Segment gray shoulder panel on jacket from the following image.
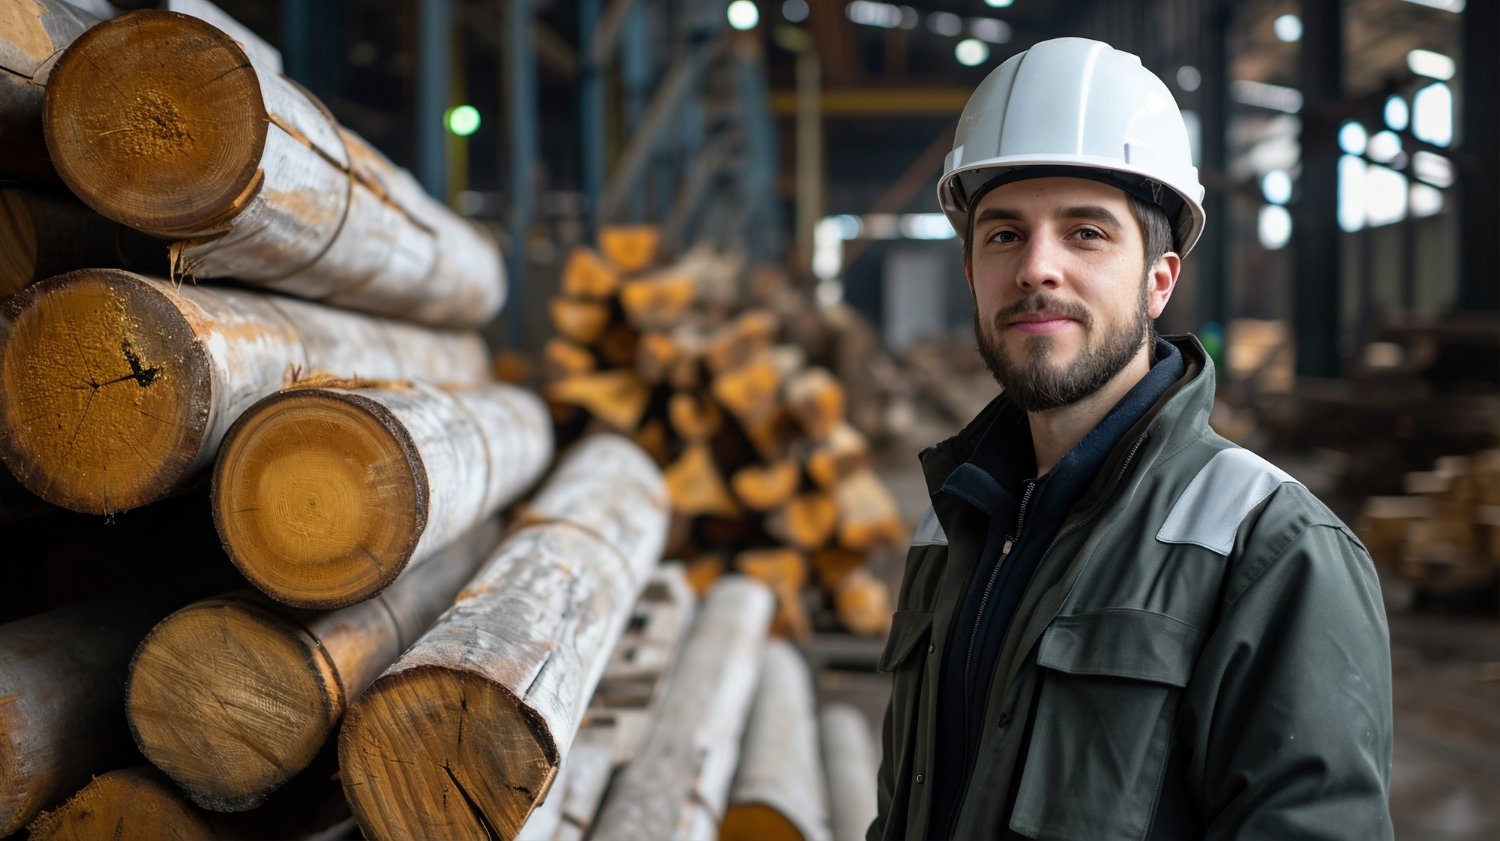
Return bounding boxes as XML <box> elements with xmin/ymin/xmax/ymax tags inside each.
<box><xmin>1156</xmin><ymin>447</ymin><xmax>1299</xmax><ymax>555</ymax></box>
<box><xmin>912</xmin><ymin>505</ymin><xmax>948</xmax><ymax>547</ymax></box>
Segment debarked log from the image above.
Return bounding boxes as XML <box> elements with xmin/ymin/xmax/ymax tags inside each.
<box><xmin>819</xmin><ymin>703</ymin><xmax>879</xmax><ymax>841</ymax></box>
<box><xmin>338</xmin><ymin>435</ymin><xmax>670</xmax><ymax>841</ymax></box>
<box><xmin>0</xmin><ymin>269</ymin><xmax>489</xmax><ymax>514</ymax></box>
<box><xmin>42</xmin><ymin>10</ymin><xmax>503</xmax><ymax>328</ymax></box>
<box><xmin>0</xmin><ymin>0</ymin><xmax>102</xmax><ymax>184</ymax></box>
<box><xmin>213</xmin><ymin>380</ymin><xmax>551</xmax><ymax>608</ymax></box>
<box><xmin>125</xmin><ymin>521</ymin><xmax>502</xmax><ymax>811</ymax></box>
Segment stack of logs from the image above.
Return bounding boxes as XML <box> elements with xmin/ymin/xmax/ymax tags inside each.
<box><xmin>1</xmin><ymin>4</ymin><xmax>886</xmax><ymax>840</ymax></box>
<box><xmin>1358</xmin><ymin>448</ymin><xmax>1500</xmax><ymax>600</ymax></box>
<box><xmin>542</xmin><ymin>234</ymin><xmax>905</xmax><ymax>641</ymax></box>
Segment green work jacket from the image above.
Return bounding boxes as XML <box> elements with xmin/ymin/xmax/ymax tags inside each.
<box><xmin>870</xmin><ymin>336</ymin><xmax>1393</xmax><ymax>840</ymax></box>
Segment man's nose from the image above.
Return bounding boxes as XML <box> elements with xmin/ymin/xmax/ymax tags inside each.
<box><xmin>1015</xmin><ymin>237</ymin><xmax>1064</xmax><ymax>291</ymax></box>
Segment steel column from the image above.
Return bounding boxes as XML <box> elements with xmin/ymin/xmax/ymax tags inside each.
<box><xmin>1291</xmin><ymin>0</ymin><xmax>1343</xmax><ymax>378</ymax></box>
<box><xmin>416</xmin><ymin>0</ymin><xmax>452</xmax><ymax>199</ymax></box>
<box><xmin>505</xmin><ymin>0</ymin><xmax>537</xmax><ymax>346</ymax></box>
<box><xmin>1456</xmin><ymin>0</ymin><xmax>1499</xmax><ymax>312</ymax></box>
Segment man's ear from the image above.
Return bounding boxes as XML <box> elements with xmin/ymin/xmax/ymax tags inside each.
<box><xmin>1147</xmin><ymin>252</ymin><xmax>1181</xmax><ymax>319</ymax></box>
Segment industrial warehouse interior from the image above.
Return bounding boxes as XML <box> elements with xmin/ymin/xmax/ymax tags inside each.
<box><xmin>1</xmin><ymin>0</ymin><xmax>1496</xmax><ymax>839</ymax></box>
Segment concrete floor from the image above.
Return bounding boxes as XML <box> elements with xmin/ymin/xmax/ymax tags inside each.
<box><xmin>812</xmin><ymin>406</ymin><xmax>1500</xmax><ymax>840</ymax></box>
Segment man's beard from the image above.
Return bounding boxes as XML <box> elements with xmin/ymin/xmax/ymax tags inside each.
<box><xmin>974</xmin><ymin>283</ymin><xmax>1151</xmax><ymax>413</ymax></box>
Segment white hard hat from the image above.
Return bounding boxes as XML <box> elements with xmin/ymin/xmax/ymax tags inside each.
<box><xmin>938</xmin><ymin>37</ymin><xmax>1206</xmax><ymax>256</ymax></box>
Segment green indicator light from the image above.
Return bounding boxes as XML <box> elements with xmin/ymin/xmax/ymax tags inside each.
<box><xmin>446</xmin><ymin>105</ymin><xmax>481</xmax><ymax>137</ymax></box>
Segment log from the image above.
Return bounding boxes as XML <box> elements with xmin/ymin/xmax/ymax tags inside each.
<box><xmin>765</xmin><ymin>492</ymin><xmax>838</xmax><ymax>552</ymax></box>
<box><xmin>629</xmin><ymin>417</ymin><xmax>672</xmax><ymax>465</ymax></box>
<box><xmin>712</xmin><ymin>356</ymin><xmax>784</xmax><ymax>427</ymax></box>
<box><xmin>0</xmin><ymin>270</ymin><xmax>489</xmax><ymax>514</ymax></box>
<box><xmin>0</xmin><ymin>187</ymin><xmax>166</xmax><ymax>298</ymax></box>
<box><xmin>543</xmin><ymin>338</ymin><xmax>597</xmax><ymax>381</ymax></box>
<box><xmin>810</xmin><ymin>547</ymin><xmax>864</xmax><ymax>591</ymax></box>
<box><xmin>804</xmin><ymin>423</ymin><xmax>871</xmax><ymax>489</ymax></box>
<box><xmin>667</xmin><ymin>391</ymin><xmax>724</xmax><ymax>442</ymax></box>
<box><xmin>721</xmin><ymin>640</ymin><xmax>831</xmax><ymax>841</ymax></box>
<box><xmin>833</xmin><ymin>567</ymin><xmax>892</xmax><ymax>637</ymax></box>
<box><xmin>549</xmin><ymin>297</ymin><xmax>614</xmax><ymax>345</ymax></box>
<box><xmin>110</xmin><ymin>0</ymin><xmax>285</xmax><ymax>73</ymax></box>
<box><xmin>738</xmin><ymin>548</ymin><xmax>812</xmax><ymax>642</ymax></box>
<box><xmin>704</xmin><ymin>309</ymin><xmax>779</xmax><ymax>375</ymax></box>
<box><xmin>819</xmin><ymin>704</ymin><xmax>879</xmax><ymax>841</ymax></box>
<box><xmin>560</xmin><ymin>246</ymin><xmax>621</xmax><ymax>300</ymax></box>
<box><xmin>43</xmin><ymin>11</ymin><xmax>503</xmax><ymax>328</ymax></box>
<box><xmin>730</xmin><ymin>459</ymin><xmax>800</xmax><ymax>512</ymax></box>
<box><xmin>590</xmin><ymin>577</ymin><xmax>775</xmax><ymax>841</ymax></box>
<box><xmin>545</xmin><ymin>369</ymin><xmax>651</xmax><ymax>432</ymax></box>
<box><xmin>784</xmin><ymin>367</ymin><xmax>845</xmax><ymax>442</ymax></box>
<box><xmin>598</xmin><ymin>225</ymin><xmax>660</xmax><ymax>273</ymax></box>
<box><xmin>635</xmin><ymin>331</ymin><xmax>681</xmax><ymax>384</ymax></box>
<box><xmin>684</xmin><ymin>553</ymin><xmax>728</xmax><ymax>597</ymax></box>
<box><xmin>338</xmin><ymin>435</ymin><xmax>670</xmax><ymax>841</ymax></box>
<box><xmin>28</xmin><ymin>766</ymin><xmax>219</xmax><ymax>841</ymax></box>
<box><xmin>0</xmin><ymin>0</ymin><xmax>101</xmax><ymax>185</ymax></box>
<box><xmin>664</xmin><ymin>442</ymin><xmax>740</xmax><ymax>518</ymax></box>
<box><xmin>0</xmin><ymin>590</ymin><xmax>199</xmax><ymax>835</ymax></box>
<box><xmin>832</xmin><ymin>469</ymin><xmax>906</xmax><ymax>551</ymax></box>
<box><xmin>213</xmin><ymin>380</ymin><xmax>551</xmax><ymax>608</ymax></box>
<box><xmin>596</xmin><ymin>322</ymin><xmax>640</xmax><ymax>368</ymax></box>
<box><xmin>125</xmin><ymin>521</ymin><xmax>503</xmax><ymax>811</ymax></box>
<box><xmin>620</xmin><ymin>272</ymin><xmax>697</xmax><ymax>331</ymax></box>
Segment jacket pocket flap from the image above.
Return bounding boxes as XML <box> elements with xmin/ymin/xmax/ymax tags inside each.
<box><xmin>877</xmin><ymin>610</ymin><xmax>933</xmax><ymax>672</ymax></box>
<box><xmin>1036</xmin><ymin>609</ymin><xmax>1202</xmax><ymax>687</ymax></box>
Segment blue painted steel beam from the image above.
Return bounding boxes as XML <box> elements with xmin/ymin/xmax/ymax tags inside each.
<box><xmin>416</xmin><ymin>0</ymin><xmax>452</xmax><ymax>200</ymax></box>
<box><xmin>506</xmin><ymin>0</ymin><xmax>538</xmax><ymax>346</ymax></box>
<box><xmin>580</xmin><ymin>0</ymin><xmax>605</xmax><ymax>238</ymax></box>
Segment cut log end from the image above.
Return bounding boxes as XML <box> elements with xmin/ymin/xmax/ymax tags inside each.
<box><xmin>721</xmin><ymin>803</ymin><xmax>807</xmax><ymax>841</ymax></box>
<box><xmin>340</xmin><ymin>667</ymin><xmax>557</xmax><ymax>841</ymax></box>
<box><xmin>0</xmin><ymin>270</ymin><xmax>211</xmax><ymax>514</ymax></box>
<box><xmin>126</xmin><ymin>598</ymin><xmax>340</xmax><ymax>812</ymax></box>
<box><xmin>213</xmin><ymin>390</ymin><xmax>424</xmax><ymax>608</ymax></box>
<box><xmin>44</xmin><ymin>10</ymin><xmax>269</xmax><ymax>235</ymax></box>
<box><xmin>28</xmin><ymin>767</ymin><xmax>217</xmax><ymax>841</ymax></box>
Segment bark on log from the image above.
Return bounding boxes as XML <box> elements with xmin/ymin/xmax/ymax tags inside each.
<box><xmin>721</xmin><ymin>640</ymin><xmax>831</xmax><ymax>841</ymax></box>
<box><xmin>0</xmin><ymin>591</ymin><xmax>197</xmax><ymax>835</ymax></box>
<box><xmin>0</xmin><ymin>0</ymin><xmax>101</xmax><ymax>185</ymax></box>
<box><xmin>213</xmin><ymin>380</ymin><xmax>551</xmax><ymax>608</ymax></box>
<box><xmin>819</xmin><ymin>704</ymin><xmax>879</xmax><ymax>841</ymax></box>
<box><xmin>0</xmin><ymin>269</ymin><xmax>489</xmax><ymax>514</ymax></box>
<box><xmin>125</xmin><ymin>521</ymin><xmax>502</xmax><ymax>811</ymax></box>
<box><xmin>338</xmin><ymin>435</ymin><xmax>670</xmax><ymax>841</ymax></box>
<box><xmin>597</xmin><ymin>225</ymin><xmax>660</xmax><ymax>274</ymax></box>
<box><xmin>43</xmin><ymin>11</ymin><xmax>503</xmax><ymax>328</ymax></box>
<box><xmin>0</xmin><ymin>187</ymin><xmax>166</xmax><ymax>297</ymax></box>
<box><xmin>590</xmin><ymin>577</ymin><xmax>775</xmax><ymax>841</ymax></box>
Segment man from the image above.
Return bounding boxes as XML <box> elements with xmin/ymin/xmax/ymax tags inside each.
<box><xmin>870</xmin><ymin>38</ymin><xmax>1392</xmax><ymax>840</ymax></box>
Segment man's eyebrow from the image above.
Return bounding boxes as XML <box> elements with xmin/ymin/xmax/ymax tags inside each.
<box><xmin>1059</xmin><ymin>205</ymin><xmax>1125</xmax><ymax>229</ymax></box>
<box><xmin>972</xmin><ymin>207</ymin><xmax>1023</xmax><ymax>224</ymax></box>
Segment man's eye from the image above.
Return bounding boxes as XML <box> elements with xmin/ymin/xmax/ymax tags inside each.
<box><xmin>990</xmin><ymin>230</ymin><xmax>1019</xmax><ymax>244</ymax></box>
<box><xmin>1076</xmin><ymin>228</ymin><xmax>1103</xmax><ymax>240</ymax></box>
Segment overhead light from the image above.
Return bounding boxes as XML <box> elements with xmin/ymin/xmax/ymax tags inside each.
<box><xmin>984</xmin><ymin>0</ymin><xmax>1016</xmax><ymax>7</ymax></box>
<box><xmin>1367</xmin><ymin>130</ymin><xmax>1403</xmax><ymax>163</ymax></box>
<box><xmin>846</xmin><ymin>1</ymin><xmax>902</xmax><ymax>28</ymax></box>
<box><xmin>955</xmin><ymin>38</ymin><xmax>989</xmax><ymax>67</ymax></box>
<box><xmin>1410</xmin><ymin>183</ymin><xmax>1444</xmax><ymax>217</ymax></box>
<box><xmin>1364</xmin><ymin>165</ymin><xmax>1409</xmax><ymax>227</ymax></box>
<box><xmin>1261</xmin><ymin>170</ymin><xmax>1293</xmax><ymax>205</ymax></box>
<box><xmin>1338</xmin><ymin>155</ymin><xmax>1367</xmax><ymax>232</ymax></box>
<box><xmin>969</xmin><ymin>18</ymin><xmax>1011</xmax><ymax>44</ymax></box>
<box><xmin>1384</xmin><ymin>95</ymin><xmax>1409</xmax><ymax>131</ymax></box>
<box><xmin>1230</xmin><ymin>80</ymin><xmax>1303</xmax><ymax>113</ymax></box>
<box><xmin>781</xmin><ymin>0</ymin><xmax>809</xmax><ymax>23</ymax></box>
<box><xmin>445</xmin><ymin>105</ymin><xmax>481</xmax><ymax>137</ymax></box>
<box><xmin>927</xmin><ymin>11</ymin><xmax>963</xmax><ymax>37</ymax></box>
<box><xmin>1412</xmin><ymin>82</ymin><xmax>1453</xmax><ymax>146</ymax></box>
<box><xmin>1338</xmin><ymin>121</ymin><xmax>1368</xmax><ymax>155</ymax></box>
<box><xmin>1273</xmin><ymin>14</ymin><xmax>1302</xmax><ymax>42</ymax></box>
<box><xmin>1176</xmin><ymin>66</ymin><xmax>1201</xmax><ymax>92</ymax></box>
<box><xmin>899</xmin><ymin>213</ymin><xmax>957</xmax><ymax>240</ymax></box>
<box><xmin>1400</xmin><ymin>0</ymin><xmax>1465</xmax><ymax>11</ymax></box>
<box><xmin>898</xmin><ymin>6</ymin><xmax>919</xmax><ymax>30</ymax></box>
<box><xmin>1411</xmin><ymin>151</ymin><xmax>1453</xmax><ymax>188</ymax></box>
<box><xmin>727</xmin><ymin>1</ymin><xmax>760</xmax><ymax>30</ymax></box>
<box><xmin>1257</xmin><ymin>205</ymin><xmax>1292</xmax><ymax>250</ymax></box>
<box><xmin>1407</xmin><ymin>49</ymin><xmax>1456</xmax><ymax>80</ymax></box>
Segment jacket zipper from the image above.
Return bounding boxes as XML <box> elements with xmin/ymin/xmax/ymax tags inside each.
<box><xmin>961</xmin><ymin>480</ymin><xmax>1035</xmax><ymax>745</ymax></box>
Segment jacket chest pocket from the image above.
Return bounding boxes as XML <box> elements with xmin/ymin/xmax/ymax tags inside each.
<box><xmin>1011</xmin><ymin>609</ymin><xmax>1203</xmax><ymax>841</ymax></box>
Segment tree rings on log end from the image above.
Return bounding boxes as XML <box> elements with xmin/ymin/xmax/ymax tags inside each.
<box><xmin>721</xmin><ymin>803</ymin><xmax>807</xmax><ymax>841</ymax></box>
<box><xmin>340</xmin><ymin>667</ymin><xmax>557</xmax><ymax>841</ymax></box>
<box><xmin>43</xmin><ymin>10</ymin><xmax>267</xmax><ymax>235</ymax></box>
<box><xmin>0</xmin><ymin>270</ymin><xmax>211</xmax><ymax>514</ymax></box>
<box><xmin>125</xmin><ymin>597</ymin><xmax>341</xmax><ymax>812</ymax></box>
<box><xmin>213</xmin><ymin>390</ymin><xmax>426</xmax><ymax>609</ymax></box>
<box><xmin>28</xmin><ymin>767</ymin><xmax>216</xmax><ymax>841</ymax></box>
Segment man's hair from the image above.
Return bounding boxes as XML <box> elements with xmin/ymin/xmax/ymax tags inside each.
<box><xmin>962</xmin><ymin>188</ymin><xmax>1174</xmax><ymax>271</ymax></box>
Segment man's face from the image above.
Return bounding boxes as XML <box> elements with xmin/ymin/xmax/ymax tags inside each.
<box><xmin>965</xmin><ymin>176</ymin><xmax>1177</xmax><ymax>412</ymax></box>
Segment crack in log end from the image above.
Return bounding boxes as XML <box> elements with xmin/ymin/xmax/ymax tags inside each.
<box><xmin>112</xmin><ymin>817</ymin><xmax>124</xmax><ymax>841</ymax></box>
<box><xmin>510</xmin><ymin>784</ymin><xmax>534</xmax><ymax>799</ymax></box>
<box><xmin>442</xmin><ymin>763</ymin><xmax>500</xmax><ymax>841</ymax></box>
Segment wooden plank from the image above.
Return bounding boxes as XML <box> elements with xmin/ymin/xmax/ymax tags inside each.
<box><xmin>590</xmin><ymin>578</ymin><xmax>775</xmax><ymax>841</ymax></box>
<box><xmin>125</xmin><ymin>522</ymin><xmax>502</xmax><ymax>811</ymax></box>
<box><xmin>339</xmin><ymin>435</ymin><xmax>670</xmax><ymax>841</ymax></box>
<box><xmin>213</xmin><ymin>381</ymin><xmax>551</xmax><ymax>608</ymax></box>
<box><xmin>722</xmin><ymin>640</ymin><xmax>831</xmax><ymax>841</ymax></box>
<box><xmin>0</xmin><ymin>270</ymin><xmax>490</xmax><ymax>514</ymax></box>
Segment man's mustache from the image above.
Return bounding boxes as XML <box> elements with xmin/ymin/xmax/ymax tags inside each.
<box><xmin>991</xmin><ymin>294</ymin><xmax>1093</xmax><ymax>329</ymax></box>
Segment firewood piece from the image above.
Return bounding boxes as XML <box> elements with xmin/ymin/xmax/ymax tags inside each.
<box><xmin>833</xmin><ymin>568</ymin><xmax>892</xmax><ymax>637</ymax></box>
<box><xmin>543</xmin><ymin>338</ymin><xmax>597</xmax><ymax>381</ymax></box>
<box><xmin>620</xmin><ymin>273</ymin><xmax>697</xmax><ymax>331</ymax></box>
<box><xmin>28</xmin><ymin>767</ymin><xmax>219</xmax><ymax>841</ymax></box>
<box><xmin>126</xmin><ymin>522</ymin><xmax>501</xmax><ymax>811</ymax></box>
<box><xmin>684</xmin><ymin>553</ymin><xmax>728</xmax><ymax>597</ymax></box>
<box><xmin>833</xmin><ymin>469</ymin><xmax>907</xmax><ymax>551</ymax></box>
<box><xmin>590</xmin><ymin>578</ymin><xmax>775</xmax><ymax>841</ymax></box>
<box><xmin>0</xmin><ymin>592</ymin><xmax>199</xmax><ymax>835</ymax></box>
<box><xmin>805</xmin><ymin>423</ymin><xmax>872</xmax><ymax>490</ymax></box>
<box><xmin>546</xmin><ymin>369</ymin><xmax>651</xmax><ymax>432</ymax></box>
<box><xmin>0</xmin><ymin>0</ymin><xmax>101</xmax><ymax>185</ymax></box>
<box><xmin>0</xmin><ymin>269</ymin><xmax>489</xmax><ymax>515</ymax></box>
<box><xmin>784</xmin><ymin>367</ymin><xmax>846</xmax><ymax>442</ymax></box>
<box><xmin>596</xmin><ymin>322</ymin><xmax>640</xmax><ymax>368</ymax></box>
<box><xmin>668</xmin><ymin>352</ymin><xmax>704</xmax><ymax>391</ymax></box>
<box><xmin>338</xmin><ymin>436</ymin><xmax>670</xmax><ymax>841</ymax></box>
<box><xmin>0</xmin><ymin>188</ymin><xmax>166</xmax><ymax>297</ymax></box>
<box><xmin>711</xmin><ymin>356</ymin><xmax>783</xmax><ymax>425</ymax></box>
<box><xmin>738</xmin><ymin>548</ymin><xmax>812</xmax><ymax>642</ymax></box>
<box><xmin>630</xmin><ymin>417</ymin><xmax>672</xmax><ymax>465</ymax></box>
<box><xmin>43</xmin><ymin>11</ymin><xmax>503</xmax><ymax>328</ymax></box>
<box><xmin>731</xmin><ymin>460</ymin><xmax>801</xmax><ymax>512</ymax></box>
<box><xmin>811</xmin><ymin>547</ymin><xmax>865</xmax><ymax>591</ymax></box>
<box><xmin>635</xmin><ymin>332</ymin><xmax>681</xmax><ymax>384</ymax></box>
<box><xmin>664</xmin><ymin>441</ymin><xmax>741</xmax><ymax>518</ymax></box>
<box><xmin>819</xmin><ymin>704</ymin><xmax>879</xmax><ymax>841</ymax></box>
<box><xmin>598</xmin><ymin>225</ymin><xmax>660</xmax><ymax>273</ymax></box>
<box><xmin>549</xmin><ymin>297</ymin><xmax>614</xmax><ymax>345</ymax></box>
<box><xmin>704</xmin><ymin>309</ymin><xmax>780</xmax><ymax>375</ymax></box>
<box><xmin>722</xmin><ymin>640</ymin><xmax>831</xmax><ymax>841</ymax></box>
<box><xmin>213</xmin><ymin>381</ymin><xmax>551</xmax><ymax>608</ymax></box>
<box><xmin>668</xmin><ymin>391</ymin><xmax>723</xmax><ymax>442</ymax></box>
<box><xmin>766</xmin><ymin>492</ymin><xmax>838</xmax><ymax>551</ymax></box>
<box><xmin>561</xmin><ymin>246</ymin><xmax>621</xmax><ymax>300</ymax></box>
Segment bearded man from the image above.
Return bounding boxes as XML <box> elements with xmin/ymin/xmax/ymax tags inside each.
<box><xmin>870</xmin><ymin>38</ymin><xmax>1393</xmax><ymax>841</ymax></box>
